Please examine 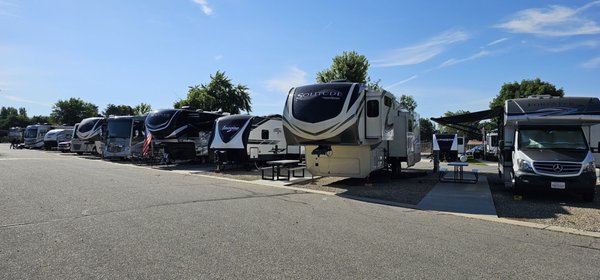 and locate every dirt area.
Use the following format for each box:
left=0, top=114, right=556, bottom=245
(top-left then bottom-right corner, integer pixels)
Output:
left=486, top=173, right=600, bottom=233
